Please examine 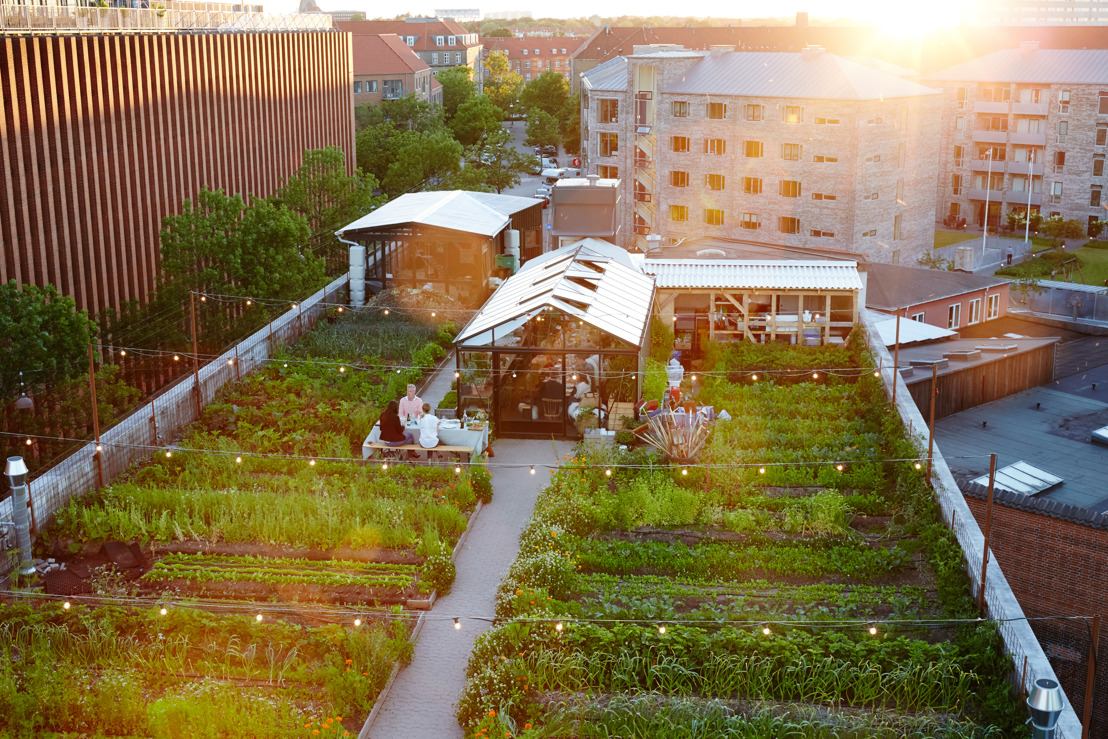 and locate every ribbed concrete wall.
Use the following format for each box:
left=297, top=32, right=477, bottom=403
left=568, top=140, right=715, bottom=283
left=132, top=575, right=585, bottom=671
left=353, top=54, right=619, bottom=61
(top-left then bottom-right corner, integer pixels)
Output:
left=0, top=31, right=354, bottom=315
